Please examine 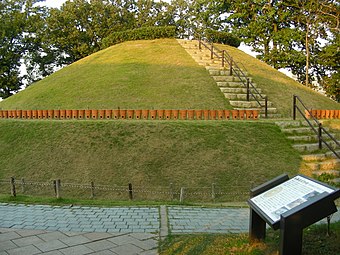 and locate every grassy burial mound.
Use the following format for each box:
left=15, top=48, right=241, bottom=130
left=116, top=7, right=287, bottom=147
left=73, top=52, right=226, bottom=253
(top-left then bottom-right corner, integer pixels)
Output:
left=0, top=120, right=300, bottom=201
left=0, top=39, right=229, bottom=110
